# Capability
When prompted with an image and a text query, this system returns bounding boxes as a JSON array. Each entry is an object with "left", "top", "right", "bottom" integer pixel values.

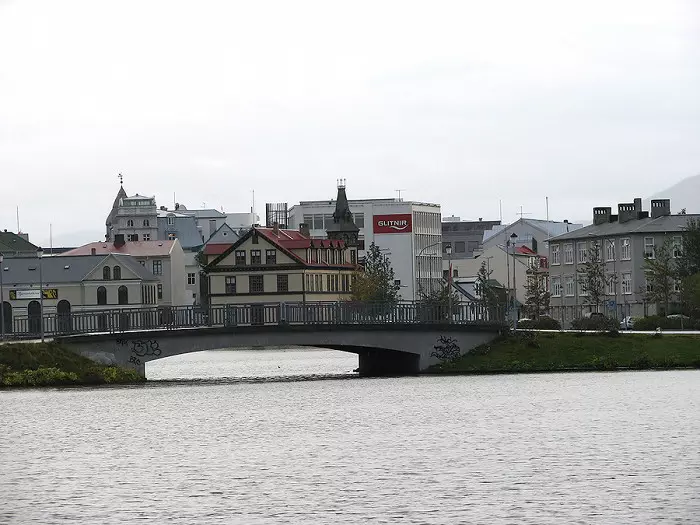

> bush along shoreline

[
  {"left": 0, "top": 342, "right": 145, "bottom": 388},
  {"left": 427, "top": 331, "right": 700, "bottom": 375}
]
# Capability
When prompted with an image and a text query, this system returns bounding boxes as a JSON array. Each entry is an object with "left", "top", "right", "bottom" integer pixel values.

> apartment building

[{"left": 548, "top": 198, "right": 695, "bottom": 322}]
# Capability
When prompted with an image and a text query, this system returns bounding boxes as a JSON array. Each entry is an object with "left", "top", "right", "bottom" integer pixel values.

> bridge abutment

[{"left": 358, "top": 350, "right": 420, "bottom": 376}]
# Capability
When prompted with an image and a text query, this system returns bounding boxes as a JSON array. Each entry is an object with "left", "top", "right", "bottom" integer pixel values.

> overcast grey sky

[{"left": 1, "top": 0, "right": 699, "bottom": 246}]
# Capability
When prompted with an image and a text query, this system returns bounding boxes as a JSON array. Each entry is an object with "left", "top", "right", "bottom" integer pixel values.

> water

[{"left": 1, "top": 350, "right": 699, "bottom": 524}]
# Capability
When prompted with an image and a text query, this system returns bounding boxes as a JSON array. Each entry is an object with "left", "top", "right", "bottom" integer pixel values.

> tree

[
  {"left": 524, "top": 267, "right": 551, "bottom": 320},
  {"left": 417, "top": 282, "right": 460, "bottom": 320},
  {"left": 643, "top": 238, "right": 678, "bottom": 315},
  {"left": 351, "top": 242, "right": 401, "bottom": 304},
  {"left": 678, "top": 218, "right": 700, "bottom": 278},
  {"left": 475, "top": 261, "right": 500, "bottom": 309},
  {"left": 577, "top": 242, "right": 610, "bottom": 312}
]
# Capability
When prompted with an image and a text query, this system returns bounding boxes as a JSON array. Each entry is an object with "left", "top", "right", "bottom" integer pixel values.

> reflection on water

[{"left": 1, "top": 349, "right": 699, "bottom": 524}]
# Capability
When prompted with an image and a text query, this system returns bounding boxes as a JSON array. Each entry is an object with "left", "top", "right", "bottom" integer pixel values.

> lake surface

[{"left": 1, "top": 349, "right": 699, "bottom": 524}]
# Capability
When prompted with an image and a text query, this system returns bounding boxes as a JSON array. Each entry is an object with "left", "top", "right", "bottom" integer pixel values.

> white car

[{"left": 620, "top": 316, "right": 635, "bottom": 330}]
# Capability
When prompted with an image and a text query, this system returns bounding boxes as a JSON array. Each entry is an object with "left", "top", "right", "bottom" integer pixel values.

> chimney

[
  {"left": 650, "top": 199, "right": 671, "bottom": 219},
  {"left": 618, "top": 203, "right": 637, "bottom": 223},
  {"left": 114, "top": 233, "right": 126, "bottom": 247},
  {"left": 91, "top": 248, "right": 96, "bottom": 256},
  {"left": 273, "top": 222, "right": 280, "bottom": 235},
  {"left": 299, "top": 223, "right": 310, "bottom": 237},
  {"left": 634, "top": 198, "right": 642, "bottom": 213},
  {"left": 593, "top": 207, "right": 612, "bottom": 225}
]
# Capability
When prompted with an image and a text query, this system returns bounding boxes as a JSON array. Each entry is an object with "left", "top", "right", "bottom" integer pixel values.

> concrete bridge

[{"left": 40, "top": 301, "right": 504, "bottom": 376}]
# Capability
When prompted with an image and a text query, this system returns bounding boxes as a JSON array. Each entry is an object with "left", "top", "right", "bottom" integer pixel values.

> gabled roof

[
  {"left": 204, "top": 222, "right": 243, "bottom": 245},
  {"left": 61, "top": 240, "right": 178, "bottom": 257},
  {"left": 0, "top": 231, "right": 39, "bottom": 255},
  {"left": 203, "top": 243, "right": 234, "bottom": 256},
  {"left": 483, "top": 218, "right": 583, "bottom": 243},
  {"left": 1, "top": 254, "right": 157, "bottom": 284},
  {"left": 207, "top": 226, "right": 354, "bottom": 269}
]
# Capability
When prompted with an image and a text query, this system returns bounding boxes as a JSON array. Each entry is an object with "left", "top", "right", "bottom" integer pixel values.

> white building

[{"left": 289, "top": 193, "right": 442, "bottom": 301}]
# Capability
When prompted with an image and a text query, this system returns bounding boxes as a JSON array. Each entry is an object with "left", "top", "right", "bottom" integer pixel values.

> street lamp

[
  {"left": 510, "top": 233, "right": 518, "bottom": 327},
  {"left": 0, "top": 252, "right": 4, "bottom": 341},
  {"left": 417, "top": 241, "right": 443, "bottom": 299},
  {"left": 37, "top": 247, "right": 44, "bottom": 342},
  {"left": 445, "top": 244, "right": 453, "bottom": 322}
]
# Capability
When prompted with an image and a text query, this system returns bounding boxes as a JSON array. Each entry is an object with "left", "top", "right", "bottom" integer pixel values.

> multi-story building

[
  {"left": 441, "top": 216, "right": 501, "bottom": 259},
  {"left": 288, "top": 186, "right": 442, "bottom": 301},
  {"left": 105, "top": 185, "right": 159, "bottom": 242},
  {"left": 481, "top": 218, "right": 584, "bottom": 256},
  {"left": 548, "top": 198, "right": 695, "bottom": 323},
  {"left": 1, "top": 253, "right": 159, "bottom": 334},
  {"left": 62, "top": 236, "right": 188, "bottom": 306},
  {"left": 203, "top": 186, "right": 359, "bottom": 309}
]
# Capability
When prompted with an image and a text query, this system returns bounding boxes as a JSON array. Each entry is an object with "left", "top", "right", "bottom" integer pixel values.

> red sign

[{"left": 373, "top": 214, "right": 413, "bottom": 234}]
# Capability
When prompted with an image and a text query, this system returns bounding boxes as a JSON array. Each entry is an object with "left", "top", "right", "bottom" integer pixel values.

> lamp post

[
  {"left": 0, "top": 252, "right": 4, "bottom": 341},
  {"left": 445, "top": 244, "right": 453, "bottom": 322},
  {"left": 38, "top": 247, "right": 44, "bottom": 342},
  {"left": 417, "top": 240, "right": 443, "bottom": 299},
  {"left": 510, "top": 233, "right": 518, "bottom": 327}
]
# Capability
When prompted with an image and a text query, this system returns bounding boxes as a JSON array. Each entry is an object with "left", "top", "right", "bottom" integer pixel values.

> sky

[{"left": 1, "top": 0, "right": 699, "bottom": 247}]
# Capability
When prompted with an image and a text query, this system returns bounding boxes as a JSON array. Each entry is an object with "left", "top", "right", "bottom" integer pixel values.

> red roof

[
  {"left": 62, "top": 240, "right": 177, "bottom": 257},
  {"left": 515, "top": 245, "right": 537, "bottom": 255},
  {"left": 256, "top": 227, "right": 346, "bottom": 250},
  {"left": 204, "top": 243, "right": 233, "bottom": 256}
]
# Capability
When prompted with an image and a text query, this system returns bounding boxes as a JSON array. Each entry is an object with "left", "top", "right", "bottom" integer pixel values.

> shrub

[
  {"left": 633, "top": 315, "right": 697, "bottom": 331},
  {"left": 517, "top": 317, "right": 562, "bottom": 330},
  {"left": 570, "top": 316, "right": 619, "bottom": 331}
]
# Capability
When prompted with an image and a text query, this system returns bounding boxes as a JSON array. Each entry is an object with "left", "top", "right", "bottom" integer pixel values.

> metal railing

[{"left": 2, "top": 301, "right": 506, "bottom": 339}]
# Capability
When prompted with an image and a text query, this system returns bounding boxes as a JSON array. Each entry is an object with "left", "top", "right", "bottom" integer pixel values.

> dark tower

[
  {"left": 325, "top": 179, "right": 359, "bottom": 247},
  {"left": 105, "top": 178, "right": 127, "bottom": 241}
]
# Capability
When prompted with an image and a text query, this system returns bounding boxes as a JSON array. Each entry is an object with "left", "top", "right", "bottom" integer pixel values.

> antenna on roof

[
  {"left": 395, "top": 189, "right": 405, "bottom": 201},
  {"left": 517, "top": 206, "right": 532, "bottom": 219},
  {"left": 546, "top": 197, "right": 549, "bottom": 222},
  {"left": 16, "top": 205, "right": 20, "bottom": 233}
]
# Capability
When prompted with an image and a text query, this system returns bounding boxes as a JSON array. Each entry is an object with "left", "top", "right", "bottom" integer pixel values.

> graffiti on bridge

[
  {"left": 431, "top": 336, "right": 461, "bottom": 361},
  {"left": 129, "top": 355, "right": 142, "bottom": 366},
  {"left": 116, "top": 338, "right": 163, "bottom": 358}
]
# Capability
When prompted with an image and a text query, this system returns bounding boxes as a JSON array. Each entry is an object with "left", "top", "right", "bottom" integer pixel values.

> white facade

[{"left": 289, "top": 198, "right": 441, "bottom": 301}]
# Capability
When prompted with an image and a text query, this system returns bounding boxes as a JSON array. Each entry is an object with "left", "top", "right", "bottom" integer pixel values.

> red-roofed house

[
  {"left": 202, "top": 224, "right": 359, "bottom": 306},
  {"left": 62, "top": 235, "right": 188, "bottom": 306}
]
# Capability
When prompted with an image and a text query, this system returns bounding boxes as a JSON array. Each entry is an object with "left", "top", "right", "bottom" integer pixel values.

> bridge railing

[{"left": 2, "top": 301, "right": 506, "bottom": 339}]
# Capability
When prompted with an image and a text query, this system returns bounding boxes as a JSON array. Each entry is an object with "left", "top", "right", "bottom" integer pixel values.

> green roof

[{"left": 0, "top": 232, "right": 39, "bottom": 256}]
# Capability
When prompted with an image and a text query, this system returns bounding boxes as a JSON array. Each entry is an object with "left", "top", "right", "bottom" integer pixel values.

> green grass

[
  {"left": 428, "top": 332, "right": 700, "bottom": 374},
  {"left": 0, "top": 342, "right": 145, "bottom": 387}
]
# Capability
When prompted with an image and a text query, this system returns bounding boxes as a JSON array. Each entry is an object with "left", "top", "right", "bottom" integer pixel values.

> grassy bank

[
  {"left": 428, "top": 332, "right": 700, "bottom": 374},
  {"left": 0, "top": 342, "right": 145, "bottom": 388}
]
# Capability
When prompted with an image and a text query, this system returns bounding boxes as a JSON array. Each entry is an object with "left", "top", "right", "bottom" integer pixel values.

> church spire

[{"left": 326, "top": 179, "right": 359, "bottom": 246}]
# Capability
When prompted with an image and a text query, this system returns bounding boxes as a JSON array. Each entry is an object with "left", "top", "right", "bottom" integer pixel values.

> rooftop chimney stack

[
  {"left": 593, "top": 207, "right": 612, "bottom": 225},
  {"left": 618, "top": 202, "right": 637, "bottom": 223},
  {"left": 299, "top": 223, "right": 310, "bottom": 238},
  {"left": 650, "top": 199, "right": 671, "bottom": 219},
  {"left": 273, "top": 222, "right": 280, "bottom": 235}
]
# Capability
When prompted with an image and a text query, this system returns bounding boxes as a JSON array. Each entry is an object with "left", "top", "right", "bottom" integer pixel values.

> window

[
  {"left": 621, "top": 238, "right": 631, "bottom": 260},
  {"left": 673, "top": 236, "right": 682, "bottom": 258},
  {"left": 157, "top": 284, "right": 163, "bottom": 299},
  {"left": 577, "top": 242, "right": 586, "bottom": 263},
  {"left": 578, "top": 279, "right": 587, "bottom": 296},
  {"left": 113, "top": 266, "right": 121, "bottom": 280},
  {"left": 167, "top": 215, "right": 175, "bottom": 226},
  {"left": 646, "top": 279, "right": 654, "bottom": 294},
  {"left": 303, "top": 215, "right": 313, "bottom": 228},
  {"left": 152, "top": 260, "right": 162, "bottom": 275},
  {"left": 127, "top": 234, "right": 139, "bottom": 241},
  {"left": 252, "top": 234, "right": 259, "bottom": 244},
  {"left": 118, "top": 285, "right": 128, "bottom": 305},
  {"left": 551, "top": 244, "right": 560, "bottom": 265},
  {"left": 621, "top": 273, "right": 632, "bottom": 294},
  {"left": 251, "top": 250, "right": 262, "bottom": 265},
  {"left": 277, "top": 274, "right": 289, "bottom": 292},
  {"left": 606, "top": 275, "right": 616, "bottom": 295},
  {"left": 167, "top": 233, "right": 176, "bottom": 240},
  {"left": 313, "top": 214, "right": 324, "bottom": 230},
  {"left": 565, "top": 276, "right": 575, "bottom": 296},
  {"left": 143, "top": 234, "right": 151, "bottom": 241},
  {"left": 551, "top": 277, "right": 561, "bottom": 297},
  {"left": 564, "top": 244, "right": 574, "bottom": 265},
  {"left": 644, "top": 237, "right": 655, "bottom": 259},
  {"left": 455, "top": 241, "right": 466, "bottom": 253},
  {"left": 103, "top": 266, "right": 111, "bottom": 280},
  {"left": 127, "top": 219, "right": 134, "bottom": 227},
  {"left": 235, "top": 250, "right": 246, "bottom": 265},
  {"left": 143, "top": 219, "right": 150, "bottom": 227},
  {"left": 97, "top": 286, "right": 107, "bottom": 305},
  {"left": 606, "top": 239, "right": 615, "bottom": 262},
  {"left": 187, "top": 273, "right": 196, "bottom": 285},
  {"left": 249, "top": 275, "right": 264, "bottom": 293},
  {"left": 225, "top": 276, "right": 236, "bottom": 294},
  {"left": 355, "top": 213, "right": 364, "bottom": 228}
]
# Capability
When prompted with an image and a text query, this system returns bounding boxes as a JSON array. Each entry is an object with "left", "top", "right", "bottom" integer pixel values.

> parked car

[
  {"left": 584, "top": 312, "right": 605, "bottom": 319},
  {"left": 620, "top": 316, "right": 635, "bottom": 330}
]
